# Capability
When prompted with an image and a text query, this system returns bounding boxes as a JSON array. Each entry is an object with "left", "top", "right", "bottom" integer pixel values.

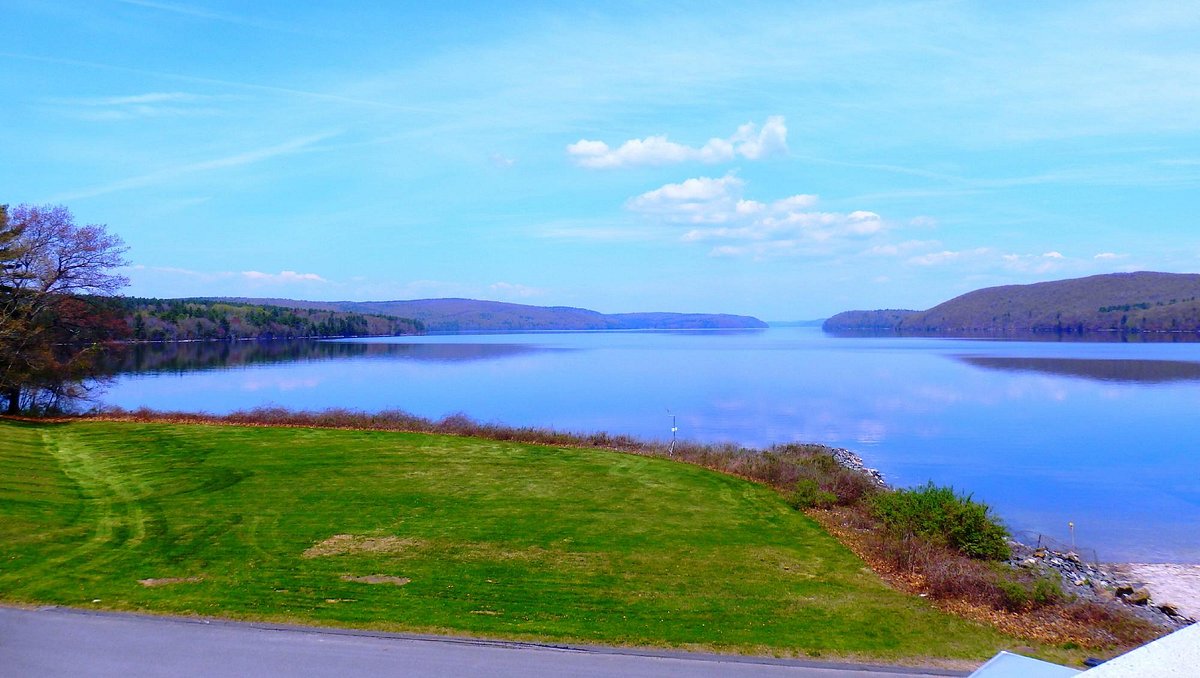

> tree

[{"left": 0, "top": 204, "right": 129, "bottom": 414}]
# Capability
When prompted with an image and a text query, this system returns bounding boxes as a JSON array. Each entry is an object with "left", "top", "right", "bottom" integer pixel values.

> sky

[{"left": 4, "top": 0, "right": 1200, "bottom": 320}]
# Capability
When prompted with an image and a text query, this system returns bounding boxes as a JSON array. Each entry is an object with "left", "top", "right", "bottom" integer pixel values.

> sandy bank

[{"left": 1110, "top": 563, "right": 1200, "bottom": 621}]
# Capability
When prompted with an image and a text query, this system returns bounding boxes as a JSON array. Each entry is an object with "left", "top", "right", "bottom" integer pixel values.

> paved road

[{"left": 0, "top": 606, "right": 969, "bottom": 677}]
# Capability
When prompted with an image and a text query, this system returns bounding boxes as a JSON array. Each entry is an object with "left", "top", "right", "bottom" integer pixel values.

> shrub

[
  {"left": 1030, "top": 571, "right": 1065, "bottom": 606},
  {"left": 788, "top": 478, "right": 837, "bottom": 509},
  {"left": 871, "top": 483, "right": 1010, "bottom": 560},
  {"left": 996, "top": 577, "right": 1031, "bottom": 611}
]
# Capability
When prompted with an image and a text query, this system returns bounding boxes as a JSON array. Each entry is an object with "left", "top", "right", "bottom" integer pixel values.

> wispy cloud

[
  {"left": 567, "top": 116, "right": 787, "bottom": 169},
  {"left": 0, "top": 51, "right": 437, "bottom": 113},
  {"left": 489, "top": 281, "right": 546, "bottom": 299},
  {"left": 47, "top": 91, "right": 223, "bottom": 121},
  {"left": 114, "top": 0, "right": 324, "bottom": 36},
  {"left": 533, "top": 218, "right": 662, "bottom": 243},
  {"left": 242, "top": 270, "right": 328, "bottom": 284},
  {"left": 49, "top": 131, "right": 340, "bottom": 201},
  {"left": 905, "top": 248, "right": 1086, "bottom": 276},
  {"left": 128, "top": 265, "right": 329, "bottom": 285}
]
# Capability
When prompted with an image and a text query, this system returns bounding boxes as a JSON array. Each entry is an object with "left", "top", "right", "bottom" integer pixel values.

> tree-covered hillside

[
  {"left": 221, "top": 297, "right": 768, "bottom": 331},
  {"left": 119, "top": 298, "right": 423, "bottom": 341},
  {"left": 824, "top": 272, "right": 1200, "bottom": 335}
]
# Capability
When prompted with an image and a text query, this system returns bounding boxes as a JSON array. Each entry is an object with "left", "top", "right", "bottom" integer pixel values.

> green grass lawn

[{"left": 0, "top": 418, "right": 1014, "bottom": 661}]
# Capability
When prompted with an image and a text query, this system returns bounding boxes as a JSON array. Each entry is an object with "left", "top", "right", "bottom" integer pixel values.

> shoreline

[
  {"left": 1108, "top": 564, "right": 1200, "bottom": 622},
  {"left": 828, "top": 447, "right": 1196, "bottom": 629}
]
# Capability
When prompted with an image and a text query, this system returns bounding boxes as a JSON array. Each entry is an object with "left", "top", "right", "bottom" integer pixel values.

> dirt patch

[
  {"left": 303, "top": 534, "right": 423, "bottom": 558},
  {"left": 138, "top": 576, "right": 204, "bottom": 587},
  {"left": 340, "top": 574, "right": 411, "bottom": 586}
]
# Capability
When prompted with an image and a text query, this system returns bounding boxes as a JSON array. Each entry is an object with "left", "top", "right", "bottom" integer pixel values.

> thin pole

[{"left": 668, "top": 410, "right": 677, "bottom": 455}]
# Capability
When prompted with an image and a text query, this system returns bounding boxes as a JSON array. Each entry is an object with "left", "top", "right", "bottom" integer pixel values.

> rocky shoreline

[
  {"left": 825, "top": 445, "right": 1195, "bottom": 630},
  {"left": 826, "top": 447, "right": 887, "bottom": 487},
  {"left": 1009, "top": 542, "right": 1195, "bottom": 629}
]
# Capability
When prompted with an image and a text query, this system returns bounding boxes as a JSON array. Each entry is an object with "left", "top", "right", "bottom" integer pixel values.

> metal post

[{"left": 668, "top": 410, "right": 677, "bottom": 455}]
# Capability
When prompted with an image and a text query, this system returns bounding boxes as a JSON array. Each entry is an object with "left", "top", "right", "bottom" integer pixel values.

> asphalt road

[{"left": 0, "top": 606, "right": 970, "bottom": 678}]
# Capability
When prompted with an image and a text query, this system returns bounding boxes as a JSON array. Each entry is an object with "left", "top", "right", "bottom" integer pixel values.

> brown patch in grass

[
  {"left": 340, "top": 574, "right": 411, "bottom": 586},
  {"left": 303, "top": 534, "right": 423, "bottom": 558},
  {"left": 138, "top": 576, "right": 204, "bottom": 587}
]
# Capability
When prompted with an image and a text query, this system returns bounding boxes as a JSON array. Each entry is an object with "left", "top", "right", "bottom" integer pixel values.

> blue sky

[{"left": 4, "top": 0, "right": 1200, "bottom": 319}]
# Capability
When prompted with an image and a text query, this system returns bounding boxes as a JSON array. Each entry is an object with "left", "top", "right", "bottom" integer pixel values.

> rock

[
  {"left": 1158, "top": 603, "right": 1180, "bottom": 617},
  {"left": 1116, "top": 584, "right": 1135, "bottom": 597},
  {"left": 1125, "top": 587, "right": 1151, "bottom": 605}
]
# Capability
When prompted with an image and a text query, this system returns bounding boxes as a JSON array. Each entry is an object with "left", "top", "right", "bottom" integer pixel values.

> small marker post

[{"left": 667, "top": 409, "right": 678, "bottom": 455}]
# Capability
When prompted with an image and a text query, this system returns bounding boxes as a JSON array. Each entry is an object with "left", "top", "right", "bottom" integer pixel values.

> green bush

[
  {"left": 1031, "top": 572, "right": 1065, "bottom": 606},
  {"left": 994, "top": 569, "right": 1065, "bottom": 612},
  {"left": 788, "top": 478, "right": 838, "bottom": 510},
  {"left": 996, "top": 578, "right": 1031, "bottom": 611},
  {"left": 870, "top": 483, "right": 1010, "bottom": 560}
]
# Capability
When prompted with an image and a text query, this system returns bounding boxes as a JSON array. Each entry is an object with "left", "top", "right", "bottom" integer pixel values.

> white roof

[
  {"left": 967, "top": 651, "right": 1081, "bottom": 677},
  {"left": 1080, "top": 623, "right": 1200, "bottom": 677},
  {"left": 970, "top": 623, "right": 1199, "bottom": 677}
]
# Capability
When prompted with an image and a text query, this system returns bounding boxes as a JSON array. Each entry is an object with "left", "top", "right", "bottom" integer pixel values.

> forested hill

[
  {"left": 119, "top": 298, "right": 423, "bottom": 341},
  {"left": 823, "top": 272, "right": 1200, "bottom": 335},
  {"left": 222, "top": 297, "right": 768, "bottom": 331}
]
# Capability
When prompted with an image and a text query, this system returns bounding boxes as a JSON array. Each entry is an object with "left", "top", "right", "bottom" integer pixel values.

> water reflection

[
  {"left": 94, "top": 329, "right": 1200, "bottom": 562},
  {"left": 957, "top": 356, "right": 1200, "bottom": 383},
  {"left": 99, "top": 340, "right": 558, "bottom": 375}
]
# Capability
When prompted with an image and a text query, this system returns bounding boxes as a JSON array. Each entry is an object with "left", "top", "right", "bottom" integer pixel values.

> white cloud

[
  {"left": 1094, "top": 252, "right": 1124, "bottom": 260},
  {"left": 242, "top": 270, "right": 328, "bottom": 283},
  {"left": 627, "top": 174, "right": 746, "bottom": 224},
  {"left": 908, "top": 249, "right": 989, "bottom": 266},
  {"left": 567, "top": 116, "right": 787, "bottom": 169},
  {"left": 628, "top": 174, "right": 889, "bottom": 257},
  {"left": 906, "top": 248, "right": 1081, "bottom": 275},
  {"left": 730, "top": 115, "right": 788, "bottom": 160}
]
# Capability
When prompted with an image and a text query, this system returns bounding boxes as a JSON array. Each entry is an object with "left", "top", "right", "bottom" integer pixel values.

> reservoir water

[{"left": 97, "top": 328, "right": 1200, "bottom": 564}]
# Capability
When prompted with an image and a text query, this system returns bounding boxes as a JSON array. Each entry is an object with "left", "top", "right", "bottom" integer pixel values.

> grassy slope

[{"left": 0, "top": 419, "right": 1011, "bottom": 660}]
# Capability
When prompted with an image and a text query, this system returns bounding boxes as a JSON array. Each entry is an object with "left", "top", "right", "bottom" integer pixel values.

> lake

[{"left": 97, "top": 328, "right": 1200, "bottom": 564}]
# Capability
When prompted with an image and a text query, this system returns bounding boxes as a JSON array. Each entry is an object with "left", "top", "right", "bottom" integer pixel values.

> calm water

[{"left": 98, "top": 328, "right": 1200, "bottom": 563}]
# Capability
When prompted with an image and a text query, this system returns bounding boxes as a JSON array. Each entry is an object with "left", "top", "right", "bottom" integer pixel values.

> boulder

[{"left": 1125, "top": 587, "right": 1151, "bottom": 605}]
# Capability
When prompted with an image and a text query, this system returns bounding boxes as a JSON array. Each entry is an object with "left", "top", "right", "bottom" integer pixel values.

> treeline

[{"left": 118, "top": 298, "right": 424, "bottom": 342}]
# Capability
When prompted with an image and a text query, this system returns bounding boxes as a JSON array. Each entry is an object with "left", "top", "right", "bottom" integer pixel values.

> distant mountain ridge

[
  {"left": 219, "top": 297, "right": 768, "bottom": 332},
  {"left": 824, "top": 272, "right": 1200, "bottom": 335}
]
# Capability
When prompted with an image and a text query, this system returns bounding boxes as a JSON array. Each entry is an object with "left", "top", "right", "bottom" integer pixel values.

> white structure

[
  {"left": 969, "top": 623, "right": 1199, "bottom": 677},
  {"left": 967, "top": 651, "right": 1080, "bottom": 677}
]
